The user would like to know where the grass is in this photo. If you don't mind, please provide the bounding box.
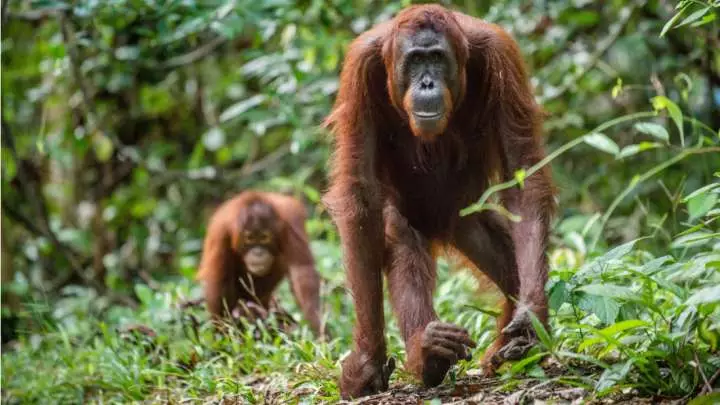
[2,184,719,404]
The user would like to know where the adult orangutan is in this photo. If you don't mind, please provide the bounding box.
[323,4,555,399]
[196,191,325,337]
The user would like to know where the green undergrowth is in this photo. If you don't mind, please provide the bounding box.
[2,181,718,404]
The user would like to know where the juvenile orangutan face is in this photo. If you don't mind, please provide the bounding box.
[237,201,282,277]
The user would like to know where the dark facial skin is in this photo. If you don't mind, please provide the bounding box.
[237,201,282,277]
[241,229,276,276]
[393,29,459,139]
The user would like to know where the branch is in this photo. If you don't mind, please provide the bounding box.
[153,143,292,183]
[157,36,227,70]
[1,200,45,237]
[58,11,97,130]
[539,0,640,104]
[1,118,95,287]
[1,0,8,25]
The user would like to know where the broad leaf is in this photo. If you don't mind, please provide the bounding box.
[583,133,619,155]
[676,7,711,28]
[616,142,663,160]
[548,280,570,311]
[576,284,635,300]
[596,360,633,392]
[686,285,720,305]
[633,122,669,142]
[651,96,684,145]
[579,294,621,324]
[687,192,718,221]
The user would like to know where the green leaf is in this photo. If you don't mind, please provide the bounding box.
[691,12,716,28]
[598,319,650,336]
[596,360,632,392]
[687,192,718,221]
[134,284,154,306]
[528,311,553,351]
[683,183,720,202]
[638,256,673,274]
[576,238,640,278]
[672,231,718,248]
[686,285,720,305]
[576,284,635,300]
[219,95,267,123]
[1,148,16,181]
[611,78,623,99]
[675,7,711,28]
[616,142,663,160]
[633,122,669,142]
[660,8,686,37]
[689,393,720,405]
[114,46,140,61]
[548,280,569,311]
[583,133,619,155]
[651,96,684,145]
[92,132,114,162]
[579,294,620,324]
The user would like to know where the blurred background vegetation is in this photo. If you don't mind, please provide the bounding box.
[1,0,719,403]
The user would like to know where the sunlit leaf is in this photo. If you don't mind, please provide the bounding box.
[576,284,635,300]
[134,284,154,306]
[114,46,140,60]
[691,13,716,28]
[660,8,686,37]
[219,95,267,123]
[675,7,711,28]
[686,285,720,305]
[611,78,623,99]
[583,133,619,155]
[633,122,669,142]
[514,168,526,188]
[598,319,650,336]
[651,96,684,145]
[683,183,720,202]
[202,127,226,152]
[92,132,114,162]
[687,192,718,221]
[671,231,718,248]
[616,142,663,160]
[596,360,632,392]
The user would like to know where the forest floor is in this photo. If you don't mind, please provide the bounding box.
[236,367,689,405]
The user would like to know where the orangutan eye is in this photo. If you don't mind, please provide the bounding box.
[258,231,273,244]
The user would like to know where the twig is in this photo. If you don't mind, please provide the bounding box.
[589,145,720,251]
[696,352,712,394]
[703,365,720,395]
[540,1,640,104]
[235,143,291,178]
[157,36,227,70]
[154,143,292,183]
[460,111,658,217]
[1,200,45,237]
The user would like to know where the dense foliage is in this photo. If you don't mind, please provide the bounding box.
[2,0,719,403]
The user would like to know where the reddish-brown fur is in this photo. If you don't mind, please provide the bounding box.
[196,191,325,337]
[324,5,555,399]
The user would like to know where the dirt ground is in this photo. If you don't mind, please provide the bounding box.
[337,373,687,405]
